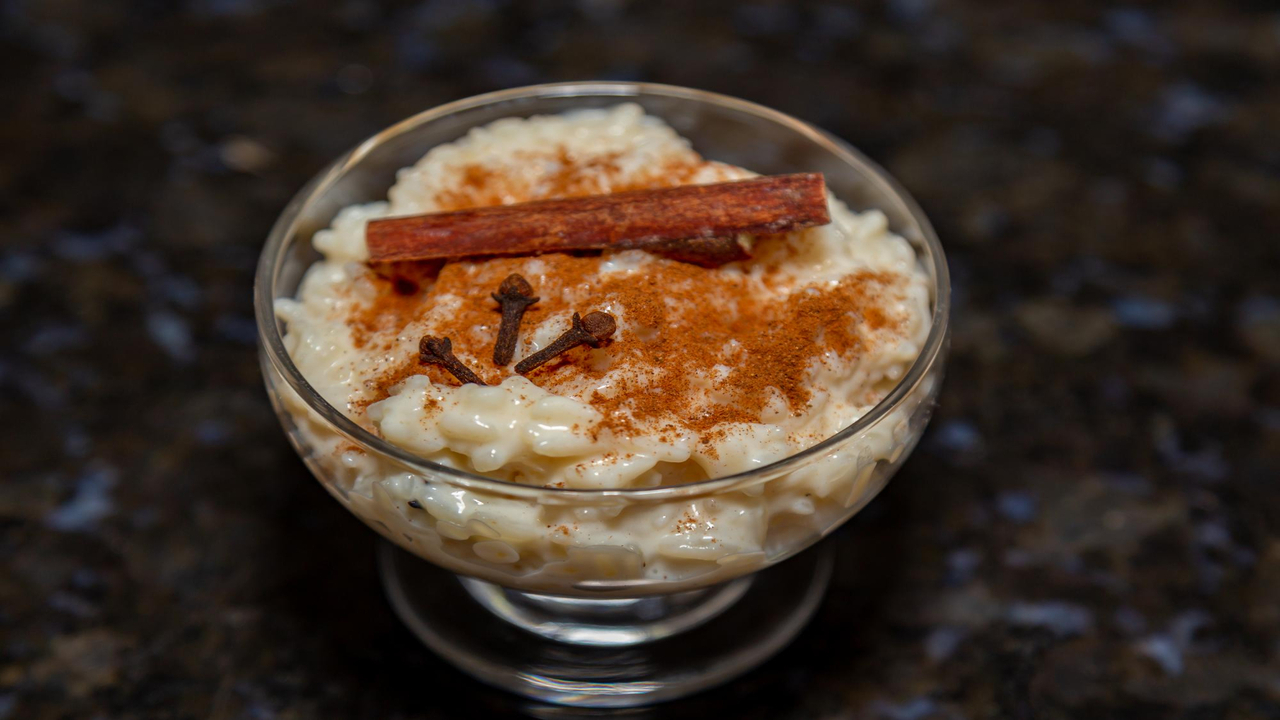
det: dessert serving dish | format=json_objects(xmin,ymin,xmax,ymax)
[{"xmin": 255, "ymin": 82, "xmax": 949, "ymax": 707}]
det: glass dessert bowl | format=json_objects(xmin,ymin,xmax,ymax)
[{"xmin": 255, "ymin": 82, "xmax": 949, "ymax": 708}]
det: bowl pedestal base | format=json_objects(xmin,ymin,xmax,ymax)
[{"xmin": 377, "ymin": 541, "xmax": 834, "ymax": 708}]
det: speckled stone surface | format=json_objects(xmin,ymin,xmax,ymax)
[{"xmin": 3, "ymin": 1, "xmax": 1279, "ymax": 718}]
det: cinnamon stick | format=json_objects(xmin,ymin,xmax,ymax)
[
  {"xmin": 365, "ymin": 173, "xmax": 829, "ymax": 265},
  {"xmin": 644, "ymin": 236, "xmax": 753, "ymax": 268}
]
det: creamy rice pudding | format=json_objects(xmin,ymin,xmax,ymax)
[{"xmin": 273, "ymin": 104, "xmax": 932, "ymax": 588}]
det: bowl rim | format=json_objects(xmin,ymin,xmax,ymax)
[{"xmin": 254, "ymin": 80, "xmax": 950, "ymax": 500}]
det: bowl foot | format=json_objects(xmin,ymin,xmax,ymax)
[{"xmin": 378, "ymin": 541, "xmax": 834, "ymax": 708}]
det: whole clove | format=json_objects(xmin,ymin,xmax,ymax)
[
  {"xmin": 491, "ymin": 273, "xmax": 539, "ymax": 365},
  {"xmin": 514, "ymin": 311, "xmax": 616, "ymax": 374},
  {"xmin": 419, "ymin": 336, "xmax": 486, "ymax": 385}
]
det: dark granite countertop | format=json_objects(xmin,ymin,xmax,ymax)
[{"xmin": 3, "ymin": 1, "xmax": 1278, "ymax": 717}]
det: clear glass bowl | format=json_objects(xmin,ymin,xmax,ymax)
[{"xmin": 255, "ymin": 82, "xmax": 949, "ymax": 707}]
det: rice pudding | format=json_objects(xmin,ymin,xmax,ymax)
[{"xmin": 273, "ymin": 104, "xmax": 933, "ymax": 589}]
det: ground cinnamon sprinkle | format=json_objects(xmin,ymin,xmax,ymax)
[
  {"xmin": 348, "ymin": 261, "xmax": 440, "ymax": 350},
  {"xmin": 433, "ymin": 147, "xmax": 708, "ymax": 212},
  {"xmin": 577, "ymin": 264, "xmax": 897, "ymax": 437},
  {"xmin": 345, "ymin": 145, "xmax": 905, "ymax": 439}
]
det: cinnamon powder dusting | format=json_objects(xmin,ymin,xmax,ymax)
[
  {"xmin": 348, "ymin": 262, "xmax": 439, "ymax": 350},
  {"xmin": 344, "ymin": 145, "xmax": 906, "ymax": 439},
  {"xmin": 433, "ymin": 147, "xmax": 708, "ymax": 212}
]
